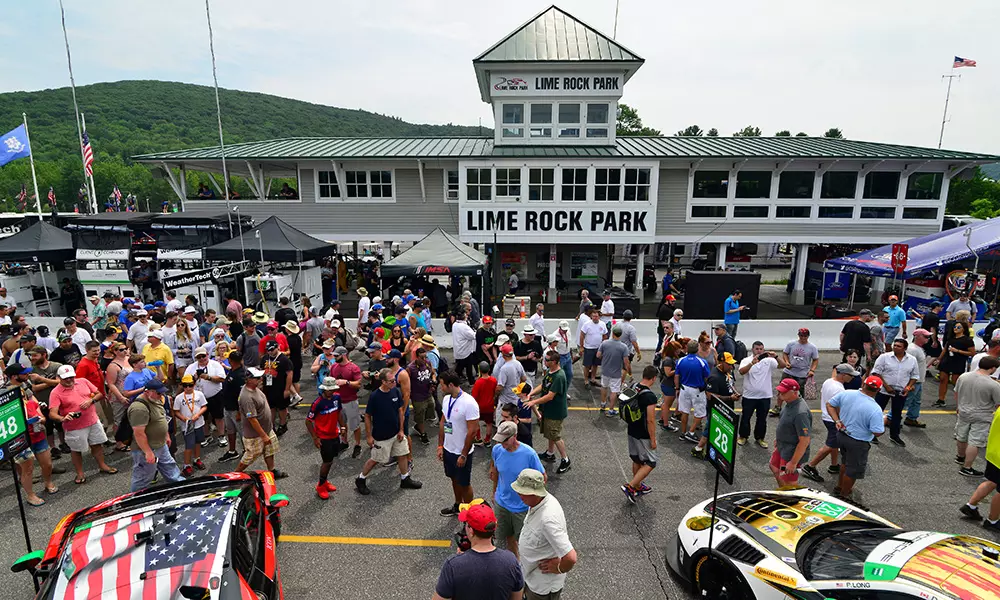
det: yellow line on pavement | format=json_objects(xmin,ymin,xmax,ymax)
[
  {"xmin": 280, "ymin": 534, "xmax": 451, "ymax": 548},
  {"xmin": 567, "ymin": 406, "xmax": 956, "ymax": 415}
]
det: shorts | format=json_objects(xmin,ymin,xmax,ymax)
[
  {"xmin": 495, "ymin": 503, "xmax": 527, "ymax": 541},
  {"xmin": 370, "ymin": 435, "xmax": 409, "ymax": 464},
  {"xmin": 182, "ymin": 424, "xmax": 206, "ymax": 449},
  {"xmin": 112, "ymin": 401, "xmax": 128, "ymax": 427},
  {"xmin": 837, "ymin": 431, "xmax": 871, "ymax": 480},
  {"xmin": 266, "ymin": 389, "xmax": 290, "ymax": 412},
  {"xmin": 205, "ymin": 393, "xmax": 224, "ymax": 420},
  {"xmin": 224, "ymin": 410, "xmax": 240, "ymax": 436},
  {"xmin": 954, "ymin": 414, "xmax": 991, "ymax": 448},
  {"xmin": 769, "ymin": 449, "xmax": 800, "ymax": 485},
  {"xmin": 677, "ymin": 386, "xmax": 707, "ymax": 419},
  {"xmin": 660, "ymin": 382, "xmax": 675, "ymax": 398},
  {"xmin": 15, "ymin": 438, "xmax": 50, "ymax": 464},
  {"xmin": 443, "ymin": 448, "xmax": 474, "ymax": 486},
  {"xmin": 628, "ymin": 436, "xmax": 658, "ymax": 468},
  {"xmin": 583, "ymin": 348, "xmax": 599, "ymax": 367},
  {"xmin": 342, "ymin": 401, "xmax": 361, "ymax": 432},
  {"xmin": 480, "ymin": 411, "xmax": 495, "ymax": 427},
  {"xmin": 822, "ymin": 421, "xmax": 840, "ymax": 449},
  {"xmin": 240, "ymin": 431, "xmax": 279, "ymax": 466},
  {"xmin": 64, "ymin": 422, "xmax": 109, "ymax": 452},
  {"xmin": 411, "ymin": 399, "xmax": 431, "ymax": 428},
  {"xmin": 541, "ymin": 418, "xmax": 564, "ymax": 442},
  {"xmin": 291, "ymin": 364, "xmax": 302, "ymax": 384},
  {"xmin": 320, "ymin": 438, "xmax": 344, "ymax": 463},
  {"xmin": 601, "ymin": 375, "xmax": 622, "ymax": 393},
  {"xmin": 986, "ymin": 461, "xmax": 1000, "ymax": 486}
]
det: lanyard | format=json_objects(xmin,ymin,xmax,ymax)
[
  {"xmin": 181, "ymin": 391, "xmax": 197, "ymax": 415},
  {"xmin": 446, "ymin": 396, "xmax": 458, "ymax": 420}
]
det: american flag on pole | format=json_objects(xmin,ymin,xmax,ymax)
[
  {"xmin": 51, "ymin": 498, "xmax": 233, "ymax": 599},
  {"xmin": 82, "ymin": 130, "xmax": 94, "ymax": 177},
  {"xmin": 47, "ymin": 186, "xmax": 56, "ymax": 208},
  {"xmin": 954, "ymin": 56, "xmax": 977, "ymax": 68},
  {"xmin": 113, "ymin": 185, "xmax": 122, "ymax": 202}
]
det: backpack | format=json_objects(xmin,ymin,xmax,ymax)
[
  {"xmin": 733, "ymin": 339, "xmax": 748, "ymax": 363},
  {"xmin": 618, "ymin": 386, "xmax": 654, "ymax": 425},
  {"xmin": 436, "ymin": 352, "xmax": 450, "ymax": 374},
  {"xmin": 343, "ymin": 328, "xmax": 360, "ymax": 352}
]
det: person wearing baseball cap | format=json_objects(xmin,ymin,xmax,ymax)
[
  {"xmin": 826, "ymin": 375, "xmax": 886, "ymax": 502},
  {"xmin": 495, "ymin": 342, "xmax": 527, "ymax": 410},
  {"xmin": 768, "ymin": 378, "xmax": 812, "ymax": 488},
  {"xmin": 259, "ymin": 337, "xmax": 293, "ymax": 437},
  {"xmin": 882, "ymin": 295, "xmax": 907, "ymax": 352},
  {"xmin": 475, "ymin": 315, "xmax": 498, "ymax": 368},
  {"xmin": 257, "ymin": 319, "xmax": 289, "ymax": 358},
  {"xmin": 233, "ymin": 367, "xmax": 287, "ymax": 479},
  {"xmin": 434, "ymin": 501, "xmax": 524, "ymax": 599},
  {"xmin": 596, "ymin": 325, "xmax": 629, "ymax": 418},
  {"xmin": 127, "ymin": 378, "xmax": 185, "ymax": 491},
  {"xmin": 772, "ymin": 327, "xmax": 819, "ymax": 417},
  {"xmin": 691, "ymin": 351, "xmax": 741, "ymax": 460},
  {"xmin": 800, "ymin": 363, "xmax": 861, "ymax": 484},
  {"xmin": 49, "ymin": 363, "xmax": 118, "ymax": 484},
  {"xmin": 511, "ymin": 467, "xmax": 577, "ymax": 597}
]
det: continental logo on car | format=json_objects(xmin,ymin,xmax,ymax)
[{"xmin": 754, "ymin": 565, "xmax": 797, "ymax": 587}]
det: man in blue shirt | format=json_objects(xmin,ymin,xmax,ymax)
[
  {"xmin": 882, "ymin": 295, "xmax": 907, "ymax": 351},
  {"xmin": 723, "ymin": 289, "xmax": 747, "ymax": 338},
  {"xmin": 827, "ymin": 375, "xmax": 886, "ymax": 502},
  {"xmin": 675, "ymin": 340, "xmax": 711, "ymax": 443},
  {"xmin": 662, "ymin": 268, "xmax": 678, "ymax": 296},
  {"xmin": 489, "ymin": 420, "xmax": 544, "ymax": 558}
]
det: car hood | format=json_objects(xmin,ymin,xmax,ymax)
[{"xmin": 868, "ymin": 531, "xmax": 1000, "ymax": 597}]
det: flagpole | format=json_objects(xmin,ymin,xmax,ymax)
[
  {"xmin": 938, "ymin": 63, "xmax": 960, "ymax": 149},
  {"xmin": 21, "ymin": 114, "xmax": 43, "ymax": 219},
  {"xmin": 81, "ymin": 113, "xmax": 97, "ymax": 214},
  {"xmin": 58, "ymin": 0, "xmax": 91, "ymax": 214},
  {"xmin": 205, "ymin": 0, "xmax": 233, "ymax": 235}
]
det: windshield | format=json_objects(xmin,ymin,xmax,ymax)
[{"xmin": 797, "ymin": 523, "xmax": 898, "ymax": 580}]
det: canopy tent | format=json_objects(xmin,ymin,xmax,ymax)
[
  {"xmin": 203, "ymin": 216, "xmax": 337, "ymax": 262},
  {"xmin": 0, "ymin": 220, "xmax": 75, "ymax": 263},
  {"xmin": 824, "ymin": 218, "xmax": 1000, "ymax": 278},
  {"xmin": 380, "ymin": 228, "xmax": 487, "ymax": 278}
]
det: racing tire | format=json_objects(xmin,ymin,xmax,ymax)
[{"xmin": 691, "ymin": 551, "xmax": 754, "ymax": 600}]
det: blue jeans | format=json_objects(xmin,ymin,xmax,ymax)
[
  {"xmin": 883, "ymin": 326, "xmax": 900, "ymax": 345},
  {"xmin": 130, "ymin": 446, "xmax": 184, "ymax": 492},
  {"xmin": 725, "ymin": 323, "xmax": 738, "ymax": 338},
  {"xmin": 560, "ymin": 353, "xmax": 573, "ymax": 384},
  {"xmin": 903, "ymin": 382, "xmax": 922, "ymax": 420}
]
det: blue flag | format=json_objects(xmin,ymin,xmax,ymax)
[{"xmin": 0, "ymin": 124, "xmax": 31, "ymax": 167}]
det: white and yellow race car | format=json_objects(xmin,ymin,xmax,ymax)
[{"xmin": 667, "ymin": 488, "xmax": 1000, "ymax": 599}]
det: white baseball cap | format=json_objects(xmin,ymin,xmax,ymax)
[
  {"xmin": 57, "ymin": 364, "xmax": 76, "ymax": 379},
  {"xmin": 184, "ymin": 306, "xmax": 196, "ymax": 314}
]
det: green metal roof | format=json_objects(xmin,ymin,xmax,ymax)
[
  {"xmin": 474, "ymin": 5, "xmax": 643, "ymax": 63},
  {"xmin": 133, "ymin": 136, "xmax": 1000, "ymax": 162}
]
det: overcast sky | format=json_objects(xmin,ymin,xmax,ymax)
[{"xmin": 4, "ymin": 0, "xmax": 997, "ymax": 153}]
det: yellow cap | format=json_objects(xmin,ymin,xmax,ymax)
[{"xmin": 181, "ymin": 374, "xmax": 195, "ymax": 384}]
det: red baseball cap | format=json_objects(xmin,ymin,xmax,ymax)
[
  {"xmin": 776, "ymin": 378, "xmax": 800, "ymax": 393},
  {"xmin": 666, "ymin": 295, "xmax": 676, "ymax": 302},
  {"xmin": 797, "ymin": 328, "xmax": 810, "ymax": 336},
  {"xmin": 864, "ymin": 375, "xmax": 883, "ymax": 389},
  {"xmin": 888, "ymin": 294, "xmax": 899, "ymax": 301},
  {"xmin": 458, "ymin": 503, "xmax": 497, "ymax": 533},
  {"xmin": 267, "ymin": 320, "xmax": 279, "ymax": 329},
  {"xmin": 500, "ymin": 343, "xmax": 514, "ymax": 355},
  {"xmin": 482, "ymin": 315, "xmax": 493, "ymax": 324}
]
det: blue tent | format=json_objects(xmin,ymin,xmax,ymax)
[{"xmin": 824, "ymin": 218, "xmax": 1000, "ymax": 278}]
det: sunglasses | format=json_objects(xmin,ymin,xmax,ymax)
[{"xmin": 182, "ymin": 383, "xmax": 194, "ymax": 387}]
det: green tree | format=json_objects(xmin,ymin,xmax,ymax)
[
  {"xmin": 616, "ymin": 103, "xmax": 662, "ymax": 136},
  {"xmin": 969, "ymin": 198, "xmax": 1000, "ymax": 219},
  {"xmin": 795, "ymin": 132, "xmax": 809, "ymax": 137},
  {"xmin": 823, "ymin": 128, "xmax": 844, "ymax": 139},
  {"xmin": 948, "ymin": 167, "xmax": 1000, "ymax": 214},
  {"xmin": 706, "ymin": 128, "xmax": 719, "ymax": 136},
  {"xmin": 775, "ymin": 130, "xmax": 791, "ymax": 137},
  {"xmin": 675, "ymin": 125, "xmax": 703, "ymax": 136},
  {"xmin": 733, "ymin": 125, "xmax": 761, "ymax": 137}
]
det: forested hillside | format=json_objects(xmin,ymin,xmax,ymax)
[{"xmin": 0, "ymin": 80, "xmax": 483, "ymax": 211}]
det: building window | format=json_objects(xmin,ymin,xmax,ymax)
[
  {"xmin": 502, "ymin": 103, "xmax": 524, "ymax": 138},
  {"xmin": 496, "ymin": 168, "xmax": 521, "ymax": 197},
  {"xmin": 344, "ymin": 170, "xmax": 392, "ymax": 199},
  {"xmin": 818, "ymin": 206, "xmax": 854, "ymax": 219},
  {"xmin": 317, "ymin": 171, "xmax": 340, "ymax": 198},
  {"xmin": 446, "ymin": 170, "xmax": 459, "ymax": 201},
  {"xmin": 860, "ymin": 206, "xmax": 896, "ymax": 219},
  {"xmin": 903, "ymin": 207, "xmax": 938, "ymax": 220},
  {"xmin": 693, "ymin": 171, "xmax": 728, "ymax": 198},
  {"xmin": 370, "ymin": 170, "xmax": 392, "ymax": 198},
  {"xmin": 586, "ymin": 103, "xmax": 609, "ymax": 138},
  {"xmin": 733, "ymin": 206, "xmax": 769, "ymax": 218},
  {"xmin": 345, "ymin": 171, "xmax": 367, "ymax": 198},
  {"xmin": 530, "ymin": 104, "xmax": 552, "ymax": 138},
  {"xmin": 821, "ymin": 171, "xmax": 858, "ymax": 199},
  {"xmin": 906, "ymin": 172, "xmax": 944, "ymax": 199},
  {"xmin": 624, "ymin": 168, "xmax": 651, "ymax": 201},
  {"xmin": 775, "ymin": 206, "xmax": 811, "ymax": 218},
  {"xmin": 863, "ymin": 172, "xmax": 900, "ymax": 199},
  {"xmin": 735, "ymin": 171, "xmax": 771, "ymax": 198},
  {"xmin": 595, "ymin": 168, "xmax": 621, "ymax": 201},
  {"xmin": 466, "ymin": 168, "xmax": 492, "ymax": 201},
  {"xmin": 561, "ymin": 168, "xmax": 587, "ymax": 201},
  {"xmin": 558, "ymin": 104, "xmax": 580, "ymax": 138},
  {"xmin": 778, "ymin": 171, "xmax": 814, "ymax": 198},
  {"xmin": 528, "ymin": 168, "xmax": 554, "ymax": 201},
  {"xmin": 691, "ymin": 206, "xmax": 726, "ymax": 219}
]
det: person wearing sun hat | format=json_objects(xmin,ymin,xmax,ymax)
[
  {"xmin": 513, "ymin": 468, "xmax": 577, "ymax": 599},
  {"xmin": 306, "ymin": 377, "xmax": 346, "ymax": 499},
  {"xmin": 283, "ymin": 320, "xmax": 305, "ymax": 405},
  {"xmin": 356, "ymin": 286, "xmax": 371, "ymax": 330},
  {"xmin": 433, "ymin": 500, "xmax": 524, "ymax": 599}
]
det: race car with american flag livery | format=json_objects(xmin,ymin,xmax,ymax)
[
  {"xmin": 667, "ymin": 488, "xmax": 1000, "ymax": 599},
  {"xmin": 11, "ymin": 472, "xmax": 288, "ymax": 600}
]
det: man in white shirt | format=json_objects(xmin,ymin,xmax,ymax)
[
  {"xmin": 669, "ymin": 309, "xmax": 684, "ymax": 339},
  {"xmin": 737, "ymin": 341, "xmax": 785, "ymax": 447},
  {"xmin": 871, "ymin": 338, "xmax": 919, "ymax": 446},
  {"xmin": 508, "ymin": 271, "xmax": 519, "ymax": 296},
  {"xmin": 165, "ymin": 290, "xmax": 184, "ymax": 314},
  {"xmin": 0, "ymin": 287, "xmax": 17, "ymax": 311},
  {"xmin": 184, "ymin": 347, "xmax": 228, "ymax": 448},
  {"xmin": 599, "ymin": 290, "xmax": 615, "ymax": 325},
  {"xmin": 801, "ymin": 363, "xmax": 860, "ymax": 482},
  {"xmin": 63, "ymin": 317, "xmax": 93, "ymax": 355},
  {"xmin": 451, "ymin": 312, "xmax": 478, "ymax": 384},
  {"xmin": 356, "ymin": 287, "xmax": 371, "ymax": 329},
  {"xmin": 126, "ymin": 310, "xmax": 151, "ymax": 354},
  {"xmin": 529, "ymin": 303, "xmax": 546, "ymax": 338},
  {"xmin": 904, "ymin": 329, "xmax": 932, "ymax": 428},
  {"xmin": 578, "ymin": 308, "xmax": 608, "ymax": 386},
  {"xmin": 513, "ymin": 468, "xmax": 577, "ymax": 599},
  {"xmin": 969, "ymin": 338, "xmax": 1000, "ymax": 379},
  {"xmin": 437, "ymin": 371, "xmax": 480, "ymax": 517},
  {"xmin": 161, "ymin": 311, "xmax": 179, "ymax": 354},
  {"xmin": 182, "ymin": 306, "xmax": 201, "ymax": 346}
]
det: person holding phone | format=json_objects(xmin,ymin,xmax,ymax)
[{"xmin": 48, "ymin": 364, "xmax": 117, "ymax": 484}]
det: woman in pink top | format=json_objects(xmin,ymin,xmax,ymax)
[{"xmin": 48, "ymin": 364, "xmax": 118, "ymax": 484}]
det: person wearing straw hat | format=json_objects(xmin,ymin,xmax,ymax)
[
  {"xmin": 283, "ymin": 320, "xmax": 304, "ymax": 405},
  {"xmin": 307, "ymin": 377, "xmax": 347, "ymax": 499},
  {"xmin": 420, "ymin": 334, "xmax": 444, "ymax": 424},
  {"xmin": 512, "ymin": 468, "xmax": 577, "ymax": 599},
  {"xmin": 357, "ymin": 287, "xmax": 371, "ymax": 330},
  {"xmin": 515, "ymin": 325, "xmax": 544, "ymax": 389}
]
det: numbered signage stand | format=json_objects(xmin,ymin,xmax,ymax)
[
  {"xmin": 0, "ymin": 386, "xmax": 36, "ymax": 583},
  {"xmin": 706, "ymin": 397, "xmax": 738, "ymax": 552}
]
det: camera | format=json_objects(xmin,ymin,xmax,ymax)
[{"xmin": 452, "ymin": 499, "xmax": 492, "ymax": 552}]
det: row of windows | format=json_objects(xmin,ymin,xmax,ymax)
[
  {"xmin": 693, "ymin": 170, "xmax": 944, "ymax": 200},
  {"xmin": 464, "ymin": 166, "xmax": 651, "ymax": 201},
  {"xmin": 690, "ymin": 205, "xmax": 939, "ymax": 220},
  {"xmin": 318, "ymin": 170, "xmax": 393, "ymax": 199},
  {"xmin": 501, "ymin": 102, "xmax": 610, "ymax": 140}
]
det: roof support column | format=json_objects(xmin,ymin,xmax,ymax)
[
  {"xmin": 896, "ymin": 161, "xmax": 929, "ymax": 217},
  {"xmin": 245, "ymin": 161, "xmax": 264, "ymax": 200},
  {"xmin": 634, "ymin": 245, "xmax": 644, "ymax": 304},
  {"xmin": 331, "ymin": 161, "xmax": 348, "ymax": 200},
  {"xmin": 417, "ymin": 159, "xmax": 427, "ymax": 203},
  {"xmin": 160, "ymin": 162, "xmax": 186, "ymax": 206},
  {"xmin": 548, "ymin": 243, "xmax": 558, "ymax": 304},
  {"xmin": 207, "ymin": 172, "xmax": 224, "ymax": 196},
  {"xmin": 770, "ymin": 160, "xmax": 792, "ymax": 201},
  {"xmin": 791, "ymin": 243, "xmax": 810, "ymax": 305},
  {"xmin": 811, "ymin": 160, "xmax": 838, "ymax": 205}
]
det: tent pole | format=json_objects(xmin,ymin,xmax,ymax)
[
  {"xmin": 848, "ymin": 274, "xmax": 856, "ymax": 310},
  {"xmin": 38, "ymin": 265, "xmax": 52, "ymax": 316}
]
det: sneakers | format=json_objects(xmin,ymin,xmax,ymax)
[
  {"xmin": 827, "ymin": 464, "xmax": 841, "ymax": 474},
  {"xmin": 961, "ymin": 504, "xmax": 983, "ymax": 520},
  {"xmin": 983, "ymin": 519, "xmax": 1000, "ymax": 533},
  {"xmin": 960, "ymin": 467, "xmax": 984, "ymax": 477},
  {"xmin": 890, "ymin": 437, "xmax": 906, "ymax": 447},
  {"xmin": 768, "ymin": 408, "xmax": 781, "ymax": 418},
  {"xmin": 272, "ymin": 469, "xmax": 289, "ymax": 479},
  {"xmin": 219, "ymin": 450, "xmax": 240, "ymax": 462},
  {"xmin": 316, "ymin": 483, "xmax": 330, "ymax": 500},
  {"xmin": 218, "ymin": 437, "xmax": 228, "ymax": 447},
  {"xmin": 352, "ymin": 445, "xmax": 362, "ymax": 459},
  {"xmin": 355, "ymin": 477, "xmax": 370, "ymax": 495},
  {"xmin": 690, "ymin": 447, "xmax": 706, "ymax": 460},
  {"xmin": 933, "ymin": 400, "xmax": 946, "ymax": 408},
  {"xmin": 557, "ymin": 459, "xmax": 572, "ymax": 474},
  {"xmin": 400, "ymin": 476, "xmax": 423, "ymax": 489},
  {"xmin": 275, "ymin": 424, "xmax": 288, "ymax": 437},
  {"xmin": 621, "ymin": 484, "xmax": 637, "ymax": 505},
  {"xmin": 200, "ymin": 438, "xmax": 213, "ymax": 448},
  {"xmin": 637, "ymin": 482, "xmax": 652, "ymax": 495},
  {"xmin": 755, "ymin": 439, "xmax": 768, "ymax": 449},
  {"xmin": 871, "ymin": 436, "xmax": 880, "ymax": 445},
  {"xmin": 181, "ymin": 465, "xmax": 194, "ymax": 477},
  {"xmin": 193, "ymin": 459, "xmax": 206, "ymax": 471},
  {"xmin": 598, "ymin": 401, "xmax": 607, "ymax": 411},
  {"xmin": 737, "ymin": 437, "xmax": 747, "ymax": 447},
  {"xmin": 681, "ymin": 431, "xmax": 700, "ymax": 444},
  {"xmin": 606, "ymin": 409, "xmax": 619, "ymax": 418},
  {"xmin": 440, "ymin": 504, "xmax": 460, "ymax": 516},
  {"xmin": 800, "ymin": 465, "xmax": 825, "ymax": 483},
  {"xmin": 904, "ymin": 418, "xmax": 926, "ymax": 428},
  {"xmin": 955, "ymin": 455, "xmax": 966, "ymax": 465},
  {"xmin": 420, "ymin": 433, "xmax": 430, "ymax": 445},
  {"xmin": 539, "ymin": 451, "xmax": 557, "ymax": 462},
  {"xmin": 659, "ymin": 422, "xmax": 679, "ymax": 432}
]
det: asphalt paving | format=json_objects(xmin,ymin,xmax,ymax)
[{"xmin": 0, "ymin": 351, "xmax": 995, "ymax": 600}]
